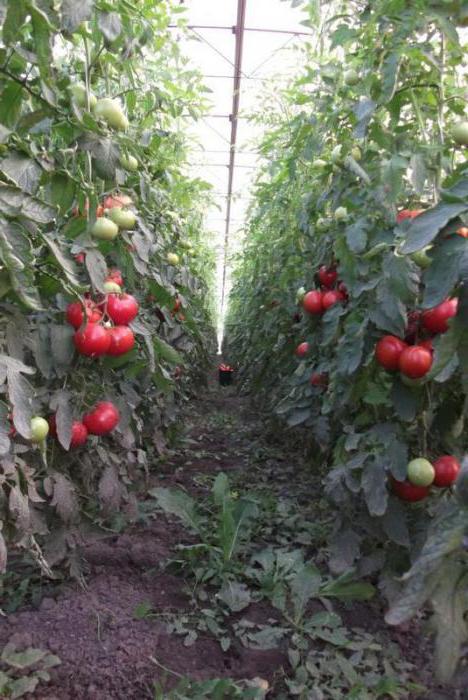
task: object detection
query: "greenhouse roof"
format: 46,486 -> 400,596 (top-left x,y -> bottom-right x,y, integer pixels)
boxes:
176,0 -> 311,333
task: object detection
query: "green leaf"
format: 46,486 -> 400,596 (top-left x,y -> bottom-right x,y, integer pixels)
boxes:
47,173 -> 76,214
217,581 -> 251,612
98,11 -> 122,42
60,0 -> 93,33
0,152 -> 42,194
362,458 -> 388,516
148,487 -> 203,533
290,564 -> 322,620
400,200 -> 468,254
3,0 -> 28,44
153,335 -> 183,365
422,237 -> 466,308
432,566 -> 468,684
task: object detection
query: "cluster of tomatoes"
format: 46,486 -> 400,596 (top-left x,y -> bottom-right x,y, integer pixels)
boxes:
66,268 -> 138,359
392,455 -> 461,502
375,297 -> 458,379
219,364 -> 234,373
47,401 -> 120,449
302,265 -> 348,315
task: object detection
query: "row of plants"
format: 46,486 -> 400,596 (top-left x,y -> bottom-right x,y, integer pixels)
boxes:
0,0 -> 216,584
226,0 -> 468,684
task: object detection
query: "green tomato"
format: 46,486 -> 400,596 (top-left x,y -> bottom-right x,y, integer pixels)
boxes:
108,207 -> 136,230
296,286 -> 306,303
95,98 -> 128,131
344,68 -> 360,86
70,84 -> 97,110
351,146 -> 362,161
410,246 -> 432,268
91,217 -> 119,241
407,458 -> 435,487
167,253 -> 180,266
334,206 -> 348,222
120,154 -> 138,172
312,158 -> 327,168
31,416 -> 49,443
451,121 -> 468,146
331,145 -> 343,164
103,280 -> 122,293
316,217 -> 329,231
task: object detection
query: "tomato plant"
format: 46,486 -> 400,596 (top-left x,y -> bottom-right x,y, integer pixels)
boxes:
226,0 -> 468,682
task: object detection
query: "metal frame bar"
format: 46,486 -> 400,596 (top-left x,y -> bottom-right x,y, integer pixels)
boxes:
220,0 -> 247,315
169,24 -> 313,37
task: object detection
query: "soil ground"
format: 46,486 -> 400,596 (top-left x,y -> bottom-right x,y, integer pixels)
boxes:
0,373 -> 465,699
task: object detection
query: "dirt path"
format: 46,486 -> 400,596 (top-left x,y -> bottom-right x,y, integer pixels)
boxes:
0,375 -> 459,699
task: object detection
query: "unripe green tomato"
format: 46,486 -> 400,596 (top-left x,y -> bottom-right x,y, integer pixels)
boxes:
103,281 -> 122,293
344,68 -> 360,86
31,416 -> 49,443
407,458 -> 435,487
296,286 -> 306,303
91,217 -> 119,241
351,146 -> 362,161
334,206 -> 348,222
70,84 -> 97,110
410,246 -> 432,268
312,158 -> 327,168
451,121 -> 468,146
167,253 -> 179,266
316,217 -> 329,231
331,145 -> 343,164
95,98 -> 128,131
120,154 -> 138,172
179,240 -> 192,250
108,207 -> 136,230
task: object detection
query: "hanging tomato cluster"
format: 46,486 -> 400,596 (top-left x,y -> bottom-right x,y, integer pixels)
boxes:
301,264 -> 348,315
66,267 -> 138,359
375,297 -> 458,379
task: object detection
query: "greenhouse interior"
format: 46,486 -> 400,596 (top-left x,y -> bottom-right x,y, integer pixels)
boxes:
0,0 -> 467,698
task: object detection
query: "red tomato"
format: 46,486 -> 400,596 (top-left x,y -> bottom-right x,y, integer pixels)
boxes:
106,269 -> 124,287
70,421 -> 88,447
74,253 -> 86,264
303,290 -> 323,315
391,477 -> 429,502
375,335 -> 407,371
295,342 -> 309,358
396,209 -> 424,224
173,297 -> 182,312
456,227 -> 468,238
433,456 -> 461,488
83,402 -> 120,435
107,326 -> 135,356
310,372 -> 328,387
66,301 -> 102,329
107,293 -> 139,325
422,298 -> 458,334
398,345 -> 433,378
318,266 -> 337,289
103,193 -> 133,210
337,281 -> 348,298
419,339 -> 434,352
74,324 -> 111,357
322,290 -> 345,310
96,204 -> 105,218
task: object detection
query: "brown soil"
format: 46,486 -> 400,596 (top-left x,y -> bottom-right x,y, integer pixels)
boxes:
0,375 -> 466,699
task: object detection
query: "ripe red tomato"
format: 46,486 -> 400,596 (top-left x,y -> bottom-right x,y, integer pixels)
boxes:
303,290 -> 323,315
295,342 -> 309,358
398,345 -> 432,378
106,293 -> 139,325
422,298 -> 458,334
419,338 -> 434,352
310,372 -> 328,387
173,297 -> 182,312
433,456 -> 461,488
318,266 -> 337,289
70,421 -> 88,447
337,281 -> 348,298
456,227 -> 468,238
74,324 -> 111,357
83,401 -> 120,435
103,193 -> 133,210
322,290 -> 345,310
375,335 -> 407,371
391,477 -> 429,502
396,209 -> 424,224
106,268 -> 124,287
107,326 -> 135,356
66,301 -> 102,329
74,253 -> 86,264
